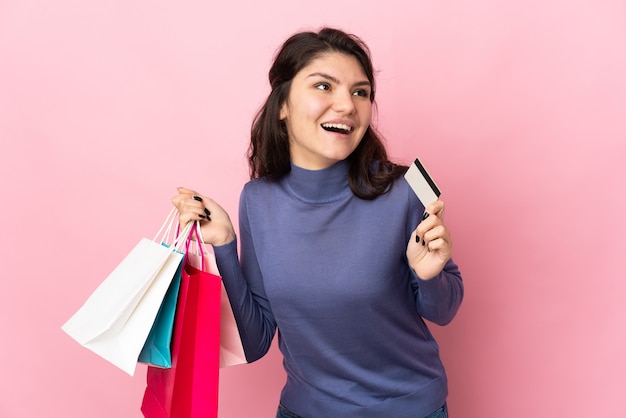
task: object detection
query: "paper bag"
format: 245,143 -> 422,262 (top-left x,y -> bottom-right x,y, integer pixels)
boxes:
62,213 -> 191,375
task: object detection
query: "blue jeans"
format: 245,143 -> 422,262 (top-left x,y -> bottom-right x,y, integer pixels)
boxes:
276,403 -> 448,418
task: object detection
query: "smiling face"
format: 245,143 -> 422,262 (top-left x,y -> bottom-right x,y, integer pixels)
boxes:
279,52 -> 373,170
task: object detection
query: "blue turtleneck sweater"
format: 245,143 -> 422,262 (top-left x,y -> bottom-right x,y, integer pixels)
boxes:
214,160 -> 463,418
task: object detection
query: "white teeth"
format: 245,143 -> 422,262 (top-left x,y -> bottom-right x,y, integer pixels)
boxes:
321,123 -> 352,132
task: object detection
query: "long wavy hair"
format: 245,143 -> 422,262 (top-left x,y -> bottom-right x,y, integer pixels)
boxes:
248,27 -> 406,200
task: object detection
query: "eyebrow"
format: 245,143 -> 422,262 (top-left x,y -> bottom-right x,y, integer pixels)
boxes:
306,72 -> 371,88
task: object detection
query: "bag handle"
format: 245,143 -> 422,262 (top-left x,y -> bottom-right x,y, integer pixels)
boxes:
153,207 -> 178,244
171,222 -> 193,252
151,207 -> 197,253
185,221 -> 208,269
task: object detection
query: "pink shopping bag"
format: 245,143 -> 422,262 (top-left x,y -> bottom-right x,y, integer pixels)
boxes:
185,241 -> 247,368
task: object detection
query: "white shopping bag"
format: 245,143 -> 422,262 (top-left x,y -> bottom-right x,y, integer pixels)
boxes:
62,211 -> 192,376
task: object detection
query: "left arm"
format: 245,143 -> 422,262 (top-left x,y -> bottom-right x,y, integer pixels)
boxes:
407,200 -> 464,325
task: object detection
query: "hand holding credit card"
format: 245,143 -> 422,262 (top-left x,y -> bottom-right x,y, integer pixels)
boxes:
404,158 -> 441,207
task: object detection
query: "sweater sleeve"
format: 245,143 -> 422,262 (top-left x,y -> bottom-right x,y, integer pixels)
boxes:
212,191 -> 277,363
410,259 -> 464,325
405,184 -> 464,326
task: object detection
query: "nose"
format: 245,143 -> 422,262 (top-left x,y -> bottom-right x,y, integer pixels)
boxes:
332,88 -> 356,115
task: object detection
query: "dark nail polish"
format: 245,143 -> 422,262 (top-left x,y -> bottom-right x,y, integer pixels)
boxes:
416,235 -> 420,243
422,212 -> 430,221
204,208 -> 211,217
198,214 -> 207,219
193,195 -> 203,202
422,239 -> 426,246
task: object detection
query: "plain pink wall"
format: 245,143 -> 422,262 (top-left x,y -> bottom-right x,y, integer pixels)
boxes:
1,0 -> 625,416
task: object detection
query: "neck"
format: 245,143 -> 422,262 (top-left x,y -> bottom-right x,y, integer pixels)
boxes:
284,160 -> 351,203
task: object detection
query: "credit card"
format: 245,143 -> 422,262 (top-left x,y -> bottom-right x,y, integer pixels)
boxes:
404,157 -> 441,207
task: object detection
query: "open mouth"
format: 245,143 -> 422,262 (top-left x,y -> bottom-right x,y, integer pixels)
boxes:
321,123 -> 353,134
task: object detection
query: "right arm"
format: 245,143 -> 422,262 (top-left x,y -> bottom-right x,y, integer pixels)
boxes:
172,187 -> 277,362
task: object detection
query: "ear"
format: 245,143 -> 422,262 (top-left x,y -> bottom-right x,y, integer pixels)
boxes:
279,101 -> 288,121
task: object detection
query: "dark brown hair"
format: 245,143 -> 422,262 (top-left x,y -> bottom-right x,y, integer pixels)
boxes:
248,27 -> 406,200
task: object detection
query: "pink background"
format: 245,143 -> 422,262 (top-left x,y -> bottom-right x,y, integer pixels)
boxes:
1,0 -> 625,416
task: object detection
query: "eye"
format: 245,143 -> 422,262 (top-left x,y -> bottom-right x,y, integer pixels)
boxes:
352,89 -> 370,98
315,82 -> 331,91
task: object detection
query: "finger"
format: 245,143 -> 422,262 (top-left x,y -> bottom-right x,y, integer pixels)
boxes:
416,212 -> 444,243
426,237 -> 453,258
186,198 -> 211,222
182,207 -> 210,223
177,186 -> 199,196
172,195 -> 211,224
425,224 -> 452,248
177,210 -> 195,225
422,224 -> 448,247
408,229 -> 428,260
424,200 -> 445,220
172,187 -> 198,208
412,228 -> 425,246
171,193 -> 200,211
424,224 -> 447,239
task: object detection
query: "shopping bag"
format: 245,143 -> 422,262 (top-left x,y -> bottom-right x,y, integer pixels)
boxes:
186,240 -> 247,368
142,224 -> 222,418
62,210 -> 193,376
138,257 -> 184,368
218,279 -> 247,367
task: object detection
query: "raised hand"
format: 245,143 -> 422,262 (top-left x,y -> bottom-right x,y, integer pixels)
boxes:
406,200 -> 453,280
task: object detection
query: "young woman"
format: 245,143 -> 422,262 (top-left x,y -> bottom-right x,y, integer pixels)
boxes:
173,27 -> 463,418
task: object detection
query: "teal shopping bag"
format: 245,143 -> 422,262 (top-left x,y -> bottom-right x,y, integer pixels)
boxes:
138,251 -> 184,368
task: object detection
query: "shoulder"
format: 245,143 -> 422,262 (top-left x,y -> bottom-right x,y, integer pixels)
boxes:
241,177 -> 277,196
388,173 -> 424,211
359,174 -> 424,221
240,177 -> 284,210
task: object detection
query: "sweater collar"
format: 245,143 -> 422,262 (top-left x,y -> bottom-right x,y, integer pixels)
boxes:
284,160 -> 352,203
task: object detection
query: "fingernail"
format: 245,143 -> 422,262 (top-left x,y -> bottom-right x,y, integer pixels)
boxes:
193,195 -> 203,202
422,212 -> 430,221
416,235 -> 420,243
204,208 -> 211,217
422,239 -> 426,246
198,214 -> 207,219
